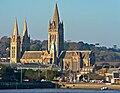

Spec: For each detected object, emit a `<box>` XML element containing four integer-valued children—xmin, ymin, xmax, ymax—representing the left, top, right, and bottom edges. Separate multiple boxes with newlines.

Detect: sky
<box><xmin>0</xmin><ymin>0</ymin><xmax>120</xmax><ymax>48</ymax></box>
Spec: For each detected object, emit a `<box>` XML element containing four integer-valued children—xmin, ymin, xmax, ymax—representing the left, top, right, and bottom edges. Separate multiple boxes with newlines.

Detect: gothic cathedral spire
<box><xmin>10</xmin><ymin>19</ymin><xmax>30</xmax><ymax>63</ymax></box>
<box><xmin>48</xmin><ymin>3</ymin><xmax>64</xmax><ymax>58</ymax></box>
<box><xmin>10</xmin><ymin>20</ymin><xmax>21</xmax><ymax>63</ymax></box>
<box><xmin>20</xmin><ymin>20</ymin><xmax>30</xmax><ymax>56</ymax></box>
<box><xmin>13</xmin><ymin>20</ymin><xmax>18</xmax><ymax>37</ymax></box>
<box><xmin>53</xmin><ymin>3</ymin><xmax>60</xmax><ymax>25</ymax></box>
<box><xmin>22</xmin><ymin>20</ymin><xmax>28</xmax><ymax>37</ymax></box>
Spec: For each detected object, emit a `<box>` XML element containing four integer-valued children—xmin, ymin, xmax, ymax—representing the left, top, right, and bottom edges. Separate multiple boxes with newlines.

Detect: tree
<box><xmin>24</xmin><ymin>69</ymin><xmax>41</xmax><ymax>81</ymax></box>
<box><xmin>30</xmin><ymin>44</ymin><xmax>40</xmax><ymax>51</ymax></box>
<box><xmin>0</xmin><ymin>64</ymin><xmax>20</xmax><ymax>82</ymax></box>
<box><xmin>41</xmin><ymin>40</ymin><xmax>48</xmax><ymax>50</ymax></box>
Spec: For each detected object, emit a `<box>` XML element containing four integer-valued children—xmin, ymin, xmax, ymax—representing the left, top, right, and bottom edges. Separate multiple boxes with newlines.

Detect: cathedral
<box><xmin>10</xmin><ymin>3</ymin><xmax>95</xmax><ymax>71</ymax></box>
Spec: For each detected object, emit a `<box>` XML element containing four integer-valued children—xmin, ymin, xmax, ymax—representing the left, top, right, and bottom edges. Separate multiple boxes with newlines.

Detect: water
<box><xmin>0</xmin><ymin>89</ymin><xmax>120</xmax><ymax>93</ymax></box>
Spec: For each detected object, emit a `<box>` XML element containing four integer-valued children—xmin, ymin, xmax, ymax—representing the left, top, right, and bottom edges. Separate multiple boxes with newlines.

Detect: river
<box><xmin>0</xmin><ymin>89</ymin><xmax>120</xmax><ymax>93</ymax></box>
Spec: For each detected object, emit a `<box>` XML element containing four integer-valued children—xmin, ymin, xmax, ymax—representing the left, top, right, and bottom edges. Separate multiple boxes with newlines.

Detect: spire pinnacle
<box><xmin>23</xmin><ymin>19</ymin><xmax>28</xmax><ymax>36</ymax></box>
<box><xmin>13</xmin><ymin>19</ymin><xmax>18</xmax><ymax>36</ymax></box>
<box><xmin>53</xmin><ymin>3</ymin><xmax>60</xmax><ymax>24</ymax></box>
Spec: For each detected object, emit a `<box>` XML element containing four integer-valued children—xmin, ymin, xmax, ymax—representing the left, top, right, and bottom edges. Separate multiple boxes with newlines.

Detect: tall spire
<box><xmin>53</xmin><ymin>3</ymin><xmax>60</xmax><ymax>24</ymax></box>
<box><xmin>13</xmin><ymin>20</ymin><xmax>18</xmax><ymax>36</ymax></box>
<box><xmin>23</xmin><ymin>20</ymin><xmax>28</xmax><ymax>36</ymax></box>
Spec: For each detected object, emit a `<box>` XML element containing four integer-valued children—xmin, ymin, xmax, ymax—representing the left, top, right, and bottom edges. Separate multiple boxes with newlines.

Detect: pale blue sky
<box><xmin>0</xmin><ymin>0</ymin><xmax>120</xmax><ymax>47</ymax></box>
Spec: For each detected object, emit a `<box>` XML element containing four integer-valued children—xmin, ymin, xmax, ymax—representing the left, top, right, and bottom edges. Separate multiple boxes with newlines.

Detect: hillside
<box><xmin>0</xmin><ymin>36</ymin><xmax>120</xmax><ymax>62</ymax></box>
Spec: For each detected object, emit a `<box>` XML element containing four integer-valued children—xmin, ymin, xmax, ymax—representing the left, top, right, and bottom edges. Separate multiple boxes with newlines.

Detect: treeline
<box><xmin>0</xmin><ymin>36</ymin><xmax>120</xmax><ymax>62</ymax></box>
<box><xmin>0</xmin><ymin>36</ymin><xmax>10</xmax><ymax>58</ymax></box>
<box><xmin>0</xmin><ymin>64</ymin><xmax>62</xmax><ymax>82</ymax></box>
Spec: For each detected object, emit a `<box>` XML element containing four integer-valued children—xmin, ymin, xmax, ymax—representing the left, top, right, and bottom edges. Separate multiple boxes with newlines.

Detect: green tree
<box><xmin>30</xmin><ymin>44</ymin><xmax>40</xmax><ymax>51</ymax></box>
<box><xmin>41</xmin><ymin>40</ymin><xmax>48</xmax><ymax>50</ymax></box>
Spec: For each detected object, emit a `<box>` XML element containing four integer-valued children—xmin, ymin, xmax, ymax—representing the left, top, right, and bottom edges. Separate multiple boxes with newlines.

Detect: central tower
<box><xmin>48</xmin><ymin>3</ymin><xmax>64</xmax><ymax>57</ymax></box>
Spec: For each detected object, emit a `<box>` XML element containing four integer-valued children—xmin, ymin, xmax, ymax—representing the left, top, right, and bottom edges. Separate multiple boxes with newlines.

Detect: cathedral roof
<box><xmin>59</xmin><ymin>50</ymin><xmax>92</xmax><ymax>59</ymax></box>
<box><xmin>21</xmin><ymin>51</ymin><xmax>49</xmax><ymax>59</ymax></box>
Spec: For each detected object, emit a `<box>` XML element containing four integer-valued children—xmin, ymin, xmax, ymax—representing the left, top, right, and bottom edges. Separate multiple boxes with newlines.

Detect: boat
<box><xmin>101</xmin><ymin>86</ymin><xmax>108</xmax><ymax>90</ymax></box>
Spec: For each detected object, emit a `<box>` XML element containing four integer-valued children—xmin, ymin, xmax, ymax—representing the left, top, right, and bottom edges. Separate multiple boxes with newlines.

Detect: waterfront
<box><xmin>61</xmin><ymin>83</ymin><xmax>120</xmax><ymax>90</ymax></box>
<box><xmin>0</xmin><ymin>89</ymin><xmax>120</xmax><ymax>93</ymax></box>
